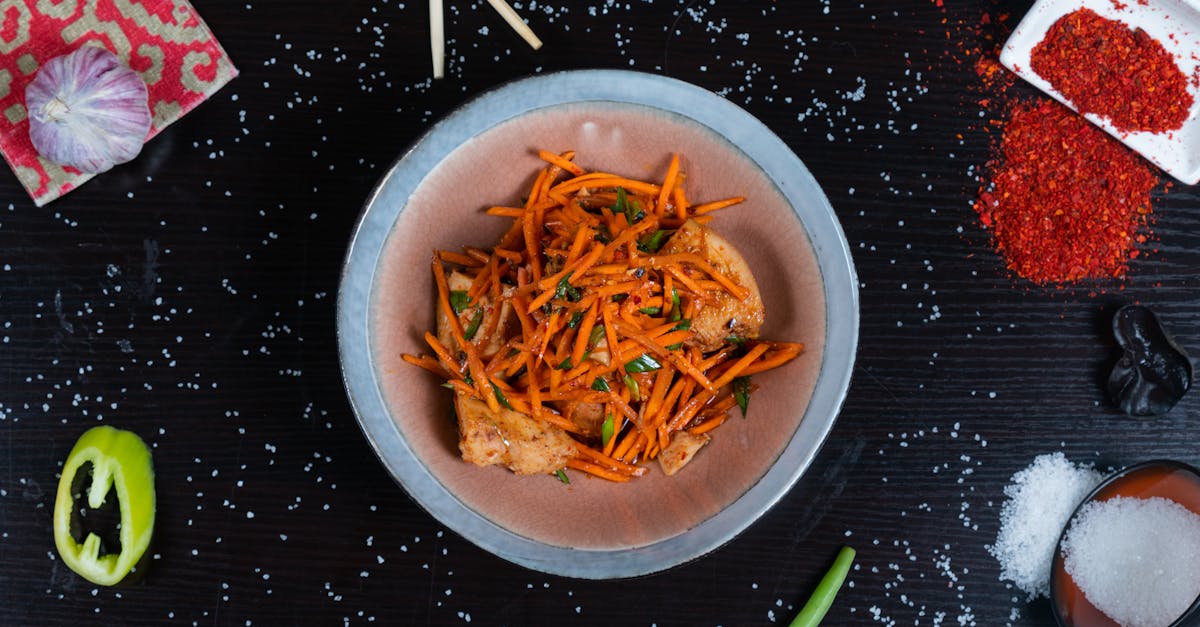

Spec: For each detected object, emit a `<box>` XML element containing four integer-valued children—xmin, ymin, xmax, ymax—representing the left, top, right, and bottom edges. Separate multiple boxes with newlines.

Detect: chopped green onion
<box><xmin>788</xmin><ymin>546</ymin><xmax>856</xmax><ymax>627</ymax></box>
<box><xmin>556</xmin><ymin>358</ymin><xmax>572</xmax><ymax>370</ymax></box>
<box><xmin>450</xmin><ymin>290</ymin><xmax>472</xmax><ymax>314</ymax></box>
<box><xmin>611</xmin><ymin>293</ymin><xmax>628</xmax><ymax>302</ymax></box>
<box><xmin>669</xmin><ymin>288</ymin><xmax>682</xmax><ymax>322</ymax></box>
<box><xmin>726</xmin><ymin>335</ymin><xmax>747</xmax><ymax>346</ymax></box>
<box><xmin>672</xmin><ymin>318</ymin><xmax>692</xmax><ymax>331</ymax></box>
<box><xmin>555</xmin><ymin>469</ymin><xmax>570</xmax><ymax>484</ymax></box>
<box><xmin>555</xmin><ymin>272</ymin><xmax>582</xmax><ymax>302</ymax></box>
<box><xmin>591</xmin><ymin>377</ymin><xmax>610</xmax><ymax>392</ymax></box>
<box><xmin>622</xmin><ymin>374</ymin><xmax>640</xmax><ymax>401</ymax></box>
<box><xmin>639</xmin><ymin>306</ymin><xmax>662</xmax><ymax>315</ymax></box>
<box><xmin>665</xmin><ymin>342</ymin><xmax>683</xmax><ymax>351</ymax></box>
<box><xmin>637</xmin><ymin>229</ymin><xmax>670</xmax><ymax>253</ymax></box>
<box><xmin>490</xmin><ymin>381</ymin><xmax>513</xmax><ymax>410</ymax></box>
<box><xmin>567</xmin><ymin>311</ymin><xmax>585</xmax><ymax>328</ymax></box>
<box><xmin>624</xmin><ymin>353</ymin><xmax>662</xmax><ymax>373</ymax></box>
<box><xmin>733</xmin><ymin>376</ymin><xmax>752</xmax><ymax>417</ymax></box>
<box><xmin>463</xmin><ymin>308</ymin><xmax>484</xmax><ymax>340</ymax></box>
<box><xmin>615</xmin><ymin>187</ymin><xmax>644</xmax><ymax>224</ymax></box>
<box><xmin>601</xmin><ymin>414</ymin><xmax>614</xmax><ymax>446</ymax></box>
<box><xmin>588</xmin><ymin>324</ymin><xmax>606</xmax><ymax>347</ymax></box>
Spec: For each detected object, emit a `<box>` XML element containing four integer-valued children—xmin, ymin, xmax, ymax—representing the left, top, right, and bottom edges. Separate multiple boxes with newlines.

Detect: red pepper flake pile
<box><xmin>1030</xmin><ymin>8</ymin><xmax>1193</xmax><ymax>134</ymax></box>
<box><xmin>975</xmin><ymin>99</ymin><xmax>1159</xmax><ymax>284</ymax></box>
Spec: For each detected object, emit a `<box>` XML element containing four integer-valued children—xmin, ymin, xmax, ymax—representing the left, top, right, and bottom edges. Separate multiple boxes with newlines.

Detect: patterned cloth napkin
<box><xmin>0</xmin><ymin>0</ymin><xmax>237</xmax><ymax>206</ymax></box>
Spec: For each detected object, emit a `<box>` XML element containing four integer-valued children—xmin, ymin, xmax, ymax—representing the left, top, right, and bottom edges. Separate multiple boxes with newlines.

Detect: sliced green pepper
<box><xmin>53</xmin><ymin>425</ymin><xmax>155</xmax><ymax>586</ymax></box>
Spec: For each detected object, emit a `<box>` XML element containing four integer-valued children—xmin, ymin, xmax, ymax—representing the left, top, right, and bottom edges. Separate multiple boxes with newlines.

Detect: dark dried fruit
<box><xmin>1107</xmin><ymin>305</ymin><xmax>1192</xmax><ymax>417</ymax></box>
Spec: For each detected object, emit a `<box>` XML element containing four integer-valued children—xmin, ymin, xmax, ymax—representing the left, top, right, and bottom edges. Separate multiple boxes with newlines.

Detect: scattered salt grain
<box><xmin>1063</xmin><ymin>496</ymin><xmax>1200</xmax><ymax>627</ymax></box>
<box><xmin>988</xmin><ymin>452</ymin><xmax>1103</xmax><ymax>599</ymax></box>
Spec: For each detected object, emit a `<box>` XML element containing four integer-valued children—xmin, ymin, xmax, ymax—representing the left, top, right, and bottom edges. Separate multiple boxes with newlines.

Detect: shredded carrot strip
<box><xmin>538</xmin><ymin>150</ymin><xmax>586</xmax><ymax>177</ymax></box>
<box><xmin>657</xmin><ymin>154</ymin><xmax>680</xmax><ymax>217</ymax></box>
<box><xmin>438</xmin><ymin>250</ymin><xmax>485</xmax><ymax>267</ymax></box>
<box><xmin>486</xmin><ymin>206</ymin><xmax>526</xmax><ymax>218</ymax></box>
<box><xmin>692</xmin><ymin>196</ymin><xmax>745</xmax><ymax>215</ymax></box>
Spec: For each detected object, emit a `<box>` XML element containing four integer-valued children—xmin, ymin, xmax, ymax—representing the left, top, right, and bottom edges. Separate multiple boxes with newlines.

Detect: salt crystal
<box><xmin>1063</xmin><ymin>496</ymin><xmax>1200</xmax><ymax>627</ymax></box>
<box><xmin>989</xmin><ymin>453</ymin><xmax>1103</xmax><ymax>599</ymax></box>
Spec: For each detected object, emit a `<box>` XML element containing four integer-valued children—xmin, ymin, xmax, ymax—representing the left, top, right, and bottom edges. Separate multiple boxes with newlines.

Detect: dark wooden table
<box><xmin>4</xmin><ymin>0</ymin><xmax>1198</xmax><ymax>624</ymax></box>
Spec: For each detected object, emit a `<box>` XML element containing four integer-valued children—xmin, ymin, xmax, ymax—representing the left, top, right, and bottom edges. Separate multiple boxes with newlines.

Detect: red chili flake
<box><xmin>1030</xmin><ymin>8</ymin><xmax>1193</xmax><ymax>133</ymax></box>
<box><xmin>974</xmin><ymin>99</ymin><xmax>1160</xmax><ymax>284</ymax></box>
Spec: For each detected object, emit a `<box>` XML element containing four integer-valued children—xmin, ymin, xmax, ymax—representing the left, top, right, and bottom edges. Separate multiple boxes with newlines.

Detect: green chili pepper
<box><xmin>53</xmin><ymin>425</ymin><xmax>155</xmax><ymax>586</ymax></box>
<box><xmin>788</xmin><ymin>546</ymin><xmax>856</xmax><ymax>627</ymax></box>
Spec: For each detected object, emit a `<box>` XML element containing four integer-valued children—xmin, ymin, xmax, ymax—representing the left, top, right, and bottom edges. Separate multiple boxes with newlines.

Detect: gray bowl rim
<box><xmin>335</xmin><ymin>69</ymin><xmax>860</xmax><ymax>579</ymax></box>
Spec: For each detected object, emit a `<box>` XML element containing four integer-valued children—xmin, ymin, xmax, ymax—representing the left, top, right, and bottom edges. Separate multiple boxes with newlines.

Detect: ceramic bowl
<box><xmin>337</xmin><ymin>69</ymin><xmax>858</xmax><ymax>578</ymax></box>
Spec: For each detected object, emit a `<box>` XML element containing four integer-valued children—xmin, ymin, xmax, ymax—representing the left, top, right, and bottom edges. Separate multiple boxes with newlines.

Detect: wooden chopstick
<box><xmin>486</xmin><ymin>0</ymin><xmax>543</xmax><ymax>50</ymax></box>
<box><xmin>430</xmin><ymin>0</ymin><xmax>445</xmax><ymax>79</ymax></box>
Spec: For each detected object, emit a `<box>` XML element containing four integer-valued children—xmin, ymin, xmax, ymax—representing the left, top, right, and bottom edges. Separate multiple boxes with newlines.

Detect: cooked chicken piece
<box><xmin>660</xmin><ymin>220</ymin><xmax>764</xmax><ymax>352</ymax></box>
<box><xmin>657</xmin><ymin>430</ymin><xmax>711</xmax><ymax>476</ymax></box>
<box><xmin>553</xmin><ymin>400</ymin><xmax>605</xmax><ymax>437</ymax></box>
<box><xmin>436</xmin><ymin>271</ymin><xmax>518</xmax><ymax>359</ymax></box>
<box><xmin>455</xmin><ymin>393</ymin><xmax>576</xmax><ymax>475</ymax></box>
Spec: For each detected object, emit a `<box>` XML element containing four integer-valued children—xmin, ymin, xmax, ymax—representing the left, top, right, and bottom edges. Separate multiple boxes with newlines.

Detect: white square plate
<box><xmin>1000</xmin><ymin>0</ymin><xmax>1200</xmax><ymax>184</ymax></box>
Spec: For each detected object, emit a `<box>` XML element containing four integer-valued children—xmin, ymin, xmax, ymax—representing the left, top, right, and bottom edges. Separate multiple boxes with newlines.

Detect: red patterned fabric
<box><xmin>0</xmin><ymin>0</ymin><xmax>236</xmax><ymax>206</ymax></box>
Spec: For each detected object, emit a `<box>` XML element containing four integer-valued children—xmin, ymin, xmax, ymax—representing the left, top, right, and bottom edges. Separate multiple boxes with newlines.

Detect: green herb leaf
<box><xmin>490</xmin><ymin>381</ymin><xmax>513</xmax><ymax>410</ymax></box>
<box><xmin>733</xmin><ymin>376</ymin><xmax>752</xmax><ymax>417</ymax></box>
<box><xmin>637</xmin><ymin>229</ymin><xmax>670</xmax><ymax>253</ymax></box>
<box><xmin>449</xmin><ymin>290</ymin><xmax>471</xmax><ymax>314</ymax></box>
<box><xmin>639</xmin><ymin>306</ymin><xmax>662</xmax><ymax>315</ymax></box>
<box><xmin>556</xmin><ymin>358</ymin><xmax>572</xmax><ymax>370</ymax></box>
<box><xmin>567</xmin><ymin>311</ymin><xmax>585</xmax><ymax>328</ymax></box>
<box><xmin>624</xmin><ymin>353</ymin><xmax>662</xmax><ymax>373</ymax></box>
<box><xmin>666</xmin><ymin>342</ymin><xmax>683</xmax><ymax>351</ymax></box>
<box><xmin>601</xmin><ymin>414</ymin><xmax>614</xmax><ymax>446</ymax></box>
<box><xmin>669</xmin><ymin>288</ymin><xmax>682</xmax><ymax>322</ymax></box>
<box><xmin>555</xmin><ymin>469</ymin><xmax>570</xmax><ymax>484</ymax></box>
<box><xmin>463</xmin><ymin>308</ymin><xmax>485</xmax><ymax>340</ymax></box>
<box><xmin>591</xmin><ymin>377</ymin><xmax>610</xmax><ymax>392</ymax></box>
<box><xmin>672</xmin><ymin>318</ymin><xmax>692</xmax><ymax>331</ymax></box>
<box><xmin>623</xmin><ymin>374</ymin><xmax>641</xmax><ymax>401</ymax></box>
<box><xmin>726</xmin><ymin>335</ymin><xmax>747</xmax><ymax>346</ymax></box>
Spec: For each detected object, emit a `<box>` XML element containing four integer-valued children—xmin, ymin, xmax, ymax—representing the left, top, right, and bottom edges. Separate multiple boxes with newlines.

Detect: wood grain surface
<box><xmin>3</xmin><ymin>0</ymin><xmax>1197</xmax><ymax>624</ymax></box>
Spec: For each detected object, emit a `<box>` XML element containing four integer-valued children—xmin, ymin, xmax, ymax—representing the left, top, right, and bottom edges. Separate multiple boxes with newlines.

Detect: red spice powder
<box><xmin>1030</xmin><ymin>8</ymin><xmax>1193</xmax><ymax>133</ymax></box>
<box><xmin>974</xmin><ymin>99</ymin><xmax>1159</xmax><ymax>284</ymax></box>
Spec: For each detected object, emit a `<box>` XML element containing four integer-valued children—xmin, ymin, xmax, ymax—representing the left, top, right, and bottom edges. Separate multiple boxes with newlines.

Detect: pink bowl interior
<box><xmin>371</xmin><ymin>102</ymin><xmax>826</xmax><ymax>550</ymax></box>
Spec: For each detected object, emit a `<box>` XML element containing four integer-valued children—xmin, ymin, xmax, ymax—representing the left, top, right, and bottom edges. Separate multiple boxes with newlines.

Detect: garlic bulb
<box><xmin>26</xmin><ymin>46</ymin><xmax>151</xmax><ymax>174</ymax></box>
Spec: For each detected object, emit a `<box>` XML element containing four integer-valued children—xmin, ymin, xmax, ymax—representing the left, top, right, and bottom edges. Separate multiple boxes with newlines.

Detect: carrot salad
<box><xmin>401</xmin><ymin>150</ymin><xmax>803</xmax><ymax>482</ymax></box>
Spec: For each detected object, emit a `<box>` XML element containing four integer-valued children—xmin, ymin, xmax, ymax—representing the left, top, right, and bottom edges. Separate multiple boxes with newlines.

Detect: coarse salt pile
<box><xmin>988</xmin><ymin>453</ymin><xmax>1104</xmax><ymax>598</ymax></box>
<box><xmin>1063</xmin><ymin>496</ymin><xmax>1200</xmax><ymax>627</ymax></box>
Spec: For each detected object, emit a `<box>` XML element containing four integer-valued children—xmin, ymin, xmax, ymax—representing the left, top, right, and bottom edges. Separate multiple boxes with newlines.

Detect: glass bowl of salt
<box><xmin>1051</xmin><ymin>460</ymin><xmax>1200</xmax><ymax>627</ymax></box>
